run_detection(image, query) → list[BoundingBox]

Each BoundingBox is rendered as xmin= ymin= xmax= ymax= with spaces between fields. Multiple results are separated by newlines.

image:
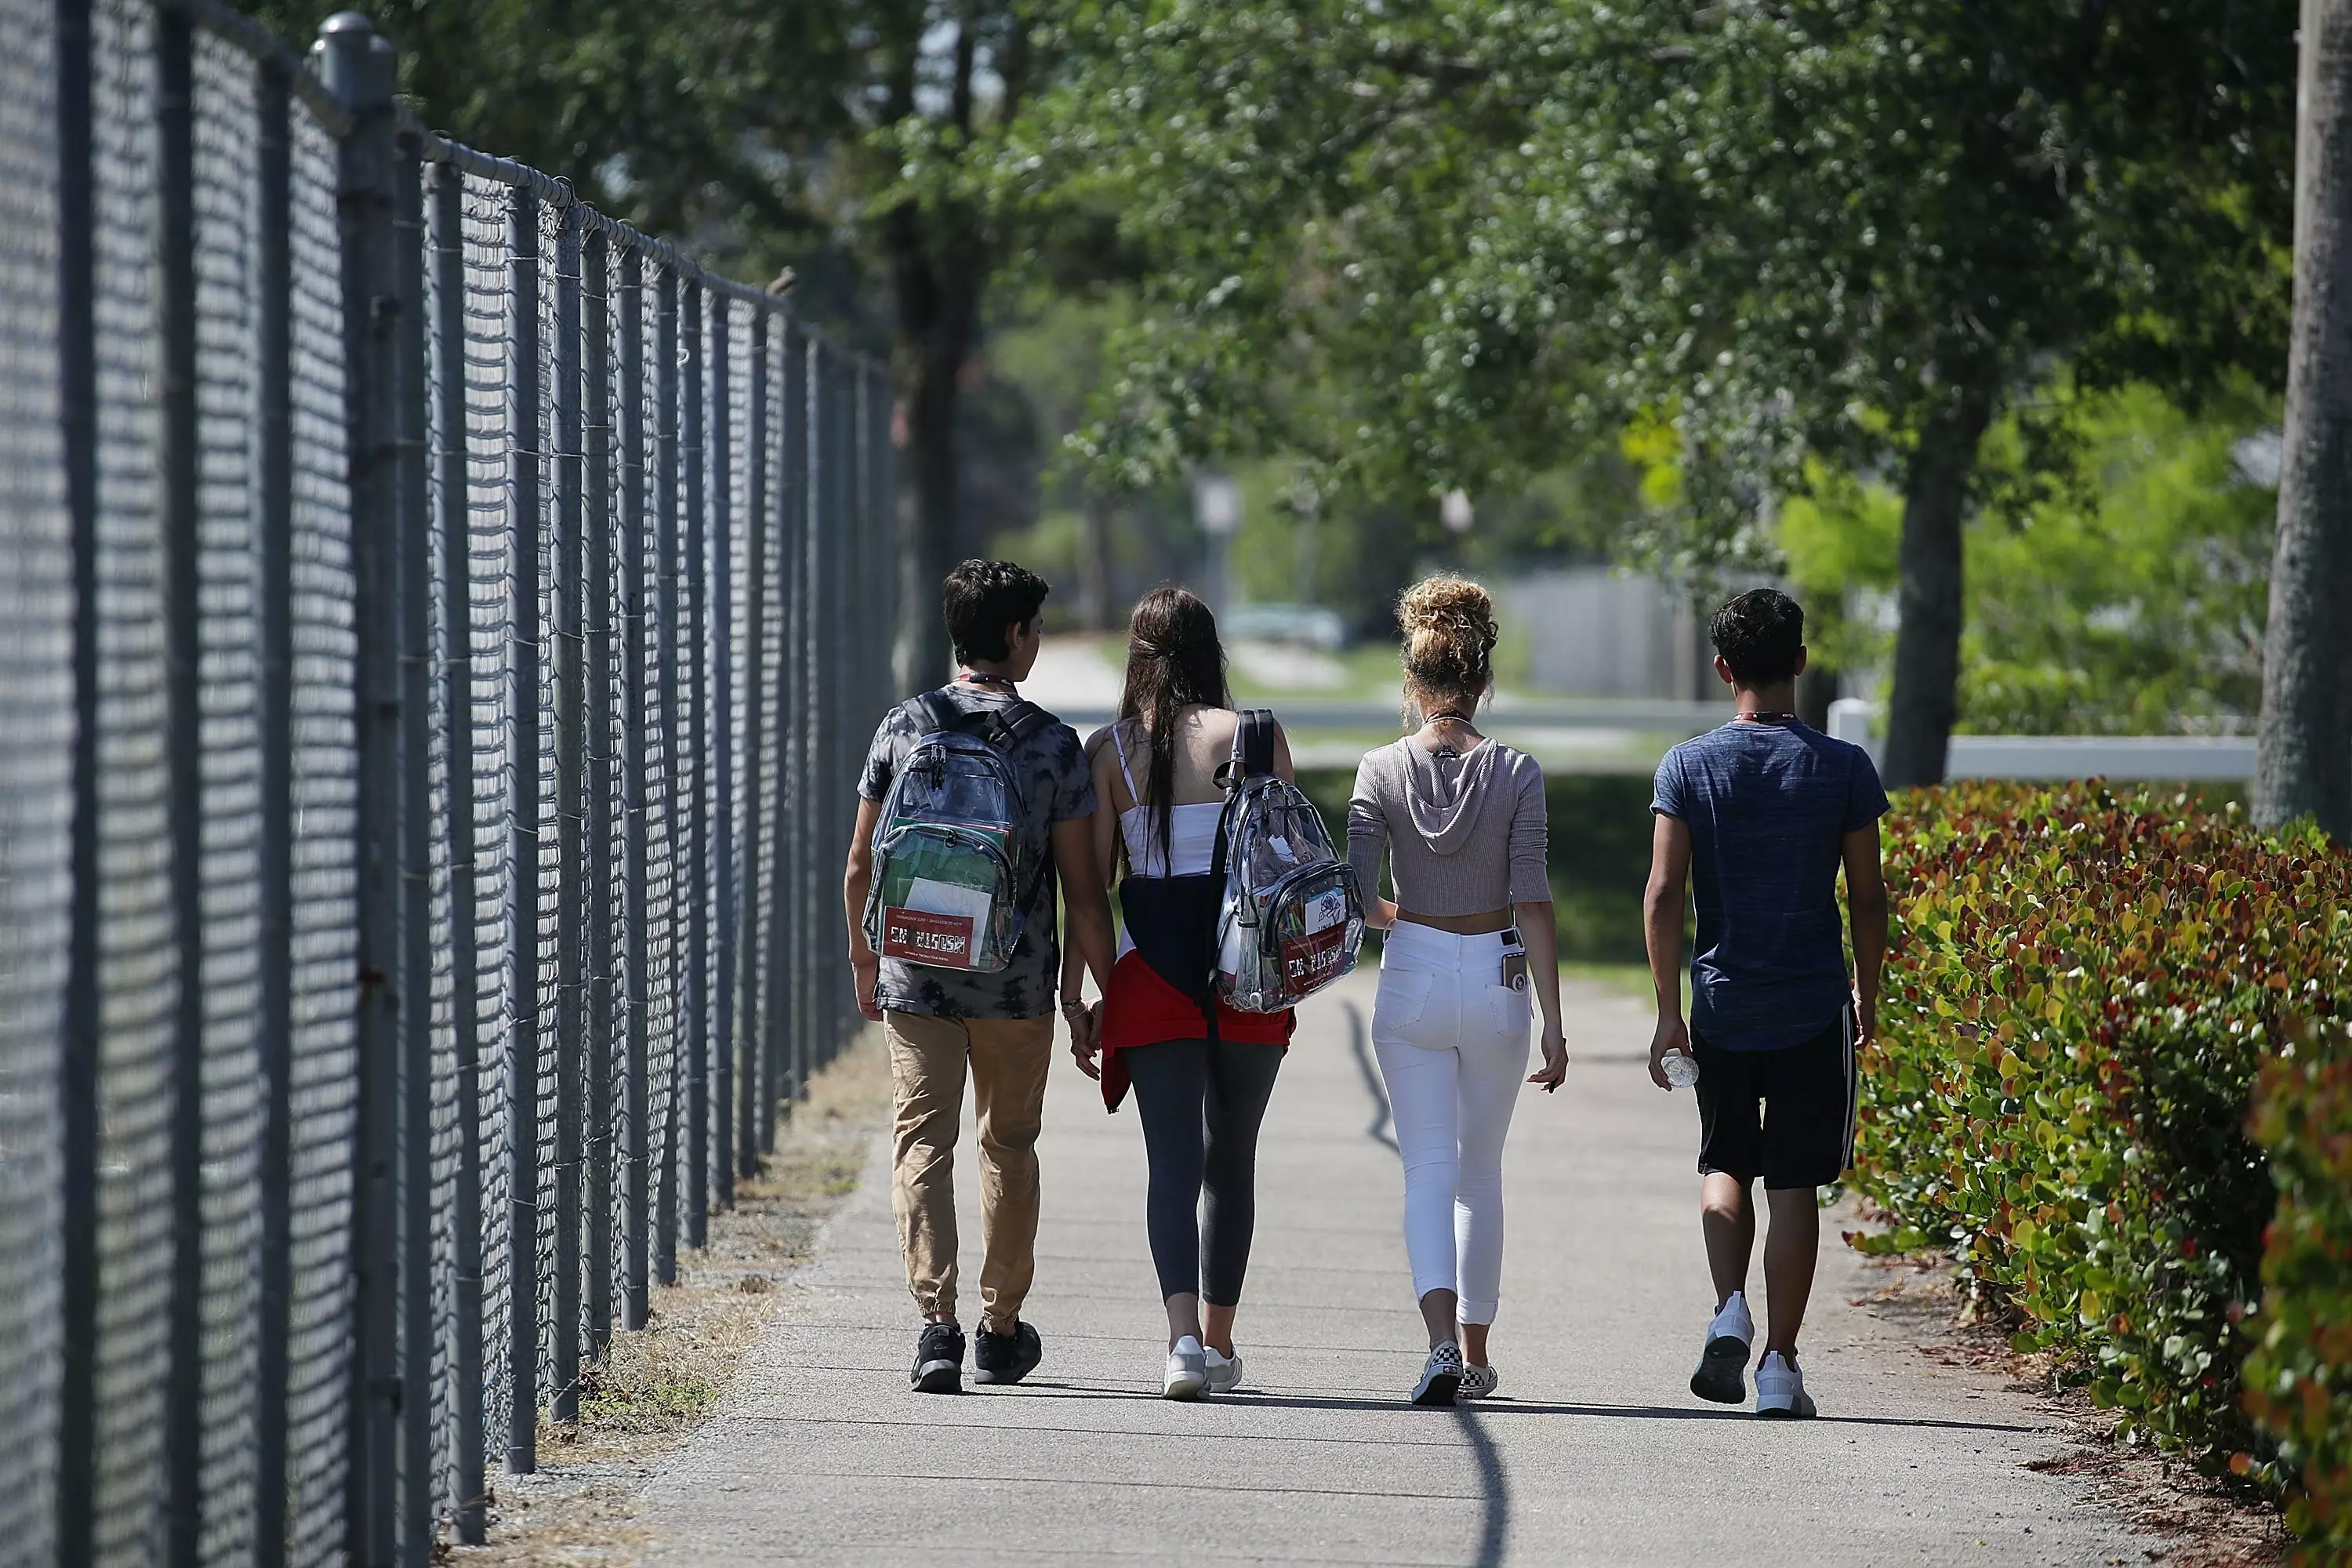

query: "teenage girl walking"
xmin=1350 ymin=577 xmax=1566 ymax=1405
xmin=1064 ymin=587 xmax=1298 ymax=1399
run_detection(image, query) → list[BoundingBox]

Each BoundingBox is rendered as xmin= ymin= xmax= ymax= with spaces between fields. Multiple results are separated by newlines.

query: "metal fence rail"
xmin=0 ymin=2 xmax=898 ymax=1562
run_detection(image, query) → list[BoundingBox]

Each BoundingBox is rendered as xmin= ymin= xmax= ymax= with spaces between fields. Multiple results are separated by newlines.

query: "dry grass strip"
xmin=445 ymin=1029 xmax=891 ymax=1565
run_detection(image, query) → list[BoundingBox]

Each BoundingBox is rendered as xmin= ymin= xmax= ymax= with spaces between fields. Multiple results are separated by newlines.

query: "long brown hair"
xmin=1116 ymin=587 xmax=1231 ymax=874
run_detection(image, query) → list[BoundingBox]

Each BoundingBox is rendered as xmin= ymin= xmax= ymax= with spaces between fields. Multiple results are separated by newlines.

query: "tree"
xmin=1781 ymin=381 xmax=2278 ymax=737
xmin=2256 ymin=0 xmax=2352 ymax=837
xmin=250 ymin=0 xmax=1122 ymax=692
xmin=1016 ymin=2 xmax=2294 ymax=781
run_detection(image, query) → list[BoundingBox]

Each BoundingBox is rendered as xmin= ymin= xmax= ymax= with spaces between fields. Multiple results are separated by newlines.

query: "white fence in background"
xmin=1826 ymin=700 xmax=2257 ymax=782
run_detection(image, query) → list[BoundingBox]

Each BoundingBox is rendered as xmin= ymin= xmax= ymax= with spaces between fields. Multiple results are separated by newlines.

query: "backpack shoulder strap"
xmin=902 ymin=689 xmax=964 ymax=737
xmin=1213 ymin=708 xmax=1279 ymax=790
xmin=1237 ymin=708 xmax=1277 ymax=778
xmin=902 ymin=691 xmax=1059 ymax=751
xmin=989 ymin=698 xmax=1059 ymax=751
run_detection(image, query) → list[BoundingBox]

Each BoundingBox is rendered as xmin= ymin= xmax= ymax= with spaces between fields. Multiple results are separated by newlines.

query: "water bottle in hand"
xmin=1661 ymin=1048 xmax=1700 ymax=1090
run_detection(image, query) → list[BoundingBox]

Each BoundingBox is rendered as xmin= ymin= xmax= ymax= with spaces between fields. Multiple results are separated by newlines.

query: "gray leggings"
xmin=1123 ymin=1038 xmax=1284 ymax=1306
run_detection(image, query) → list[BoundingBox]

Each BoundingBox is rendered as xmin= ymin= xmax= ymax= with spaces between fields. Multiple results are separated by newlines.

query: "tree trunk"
xmin=885 ymin=209 xmax=985 ymax=695
xmin=1077 ymin=491 xmax=1114 ymax=630
xmin=1882 ymin=391 xmax=1994 ymax=789
xmin=2256 ymin=0 xmax=2352 ymax=837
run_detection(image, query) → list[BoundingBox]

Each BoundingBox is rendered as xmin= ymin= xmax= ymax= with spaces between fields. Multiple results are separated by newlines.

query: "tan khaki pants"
xmin=884 ymin=1009 xmax=1055 ymax=1324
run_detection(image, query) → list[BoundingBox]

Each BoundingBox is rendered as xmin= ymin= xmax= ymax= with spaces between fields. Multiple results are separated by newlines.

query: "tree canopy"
xmin=1012 ymin=0 xmax=2295 ymax=777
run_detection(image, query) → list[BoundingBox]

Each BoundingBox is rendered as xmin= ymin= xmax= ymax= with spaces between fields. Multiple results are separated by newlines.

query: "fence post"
xmin=249 ymin=49 xmax=297 ymax=1568
xmin=550 ymin=194 xmax=585 ymax=1427
xmin=653 ymin=266 xmax=681 ymax=1287
xmin=784 ymin=330 xmax=809 ymax=1112
xmin=682 ymin=281 xmax=708 ymax=1249
xmin=801 ymin=336 xmax=824 ymax=1083
xmin=619 ymin=246 xmax=652 ymax=1330
xmin=426 ymin=158 xmax=488 ymax=1545
xmin=584 ymin=226 xmax=616 ymax=1363
xmin=392 ymin=118 xmax=434 ymax=1568
xmin=738 ymin=310 xmax=767 ymax=1178
xmin=53 ymin=0 xmax=100 ymax=1547
xmin=154 ymin=7 xmax=206 ymax=1561
xmin=318 ymin=11 xmax=405 ymax=1565
xmin=502 ymin=179 xmax=543 ymax=1478
xmin=711 ymin=301 xmax=734 ymax=1209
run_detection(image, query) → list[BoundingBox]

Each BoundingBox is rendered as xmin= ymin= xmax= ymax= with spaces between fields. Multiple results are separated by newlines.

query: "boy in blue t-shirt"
xmin=1645 ymin=589 xmax=1889 ymax=1420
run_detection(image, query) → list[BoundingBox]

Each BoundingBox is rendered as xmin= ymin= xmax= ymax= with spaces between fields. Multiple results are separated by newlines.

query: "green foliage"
xmin=1852 ymin=782 xmax=2351 ymax=1472
xmin=1779 ymin=382 xmax=2278 ymax=734
xmin=2244 ymin=1022 xmax=2352 ymax=1558
xmin=1296 ymin=770 xmax=1653 ymax=963
xmin=1016 ymin=0 xmax=2293 ymax=570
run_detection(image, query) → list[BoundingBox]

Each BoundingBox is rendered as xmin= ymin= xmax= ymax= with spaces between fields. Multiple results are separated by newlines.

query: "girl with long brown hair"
xmin=1062 ymin=586 xmax=1298 ymax=1399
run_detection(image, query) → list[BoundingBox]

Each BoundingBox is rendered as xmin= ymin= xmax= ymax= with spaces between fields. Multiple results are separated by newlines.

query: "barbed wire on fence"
xmin=0 ymin=1 xmax=898 ymax=1562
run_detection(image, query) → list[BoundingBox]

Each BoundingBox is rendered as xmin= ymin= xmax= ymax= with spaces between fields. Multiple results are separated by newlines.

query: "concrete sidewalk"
xmin=641 ymin=972 xmax=2144 ymax=1566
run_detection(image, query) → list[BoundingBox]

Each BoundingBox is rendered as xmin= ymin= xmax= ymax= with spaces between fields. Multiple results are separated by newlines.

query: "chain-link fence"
xmin=0 ymin=2 xmax=898 ymax=1562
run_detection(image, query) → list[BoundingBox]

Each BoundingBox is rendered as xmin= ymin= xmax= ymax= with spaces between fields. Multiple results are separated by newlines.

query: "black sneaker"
xmin=911 ymin=1322 xmax=964 ymax=1394
xmin=972 ymin=1320 xmax=1042 ymax=1386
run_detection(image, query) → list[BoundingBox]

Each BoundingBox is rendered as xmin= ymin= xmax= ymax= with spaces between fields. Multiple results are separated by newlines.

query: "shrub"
xmin=2244 ymin=1019 xmax=2352 ymax=1560
xmin=1850 ymin=782 xmax=2350 ymax=1474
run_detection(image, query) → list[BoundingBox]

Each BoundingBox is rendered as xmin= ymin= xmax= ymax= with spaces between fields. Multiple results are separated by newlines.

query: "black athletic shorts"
xmin=1691 ymin=1007 xmax=1857 ymax=1190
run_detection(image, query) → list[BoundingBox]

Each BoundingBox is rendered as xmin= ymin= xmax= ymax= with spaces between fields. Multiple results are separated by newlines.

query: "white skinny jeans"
xmin=1370 ymin=922 xmax=1532 ymax=1327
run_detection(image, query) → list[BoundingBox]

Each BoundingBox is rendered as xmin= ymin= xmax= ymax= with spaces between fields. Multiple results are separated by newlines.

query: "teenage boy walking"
xmin=844 ymin=559 xmax=1117 ymax=1394
xmin=1644 ymin=589 xmax=1889 ymax=1418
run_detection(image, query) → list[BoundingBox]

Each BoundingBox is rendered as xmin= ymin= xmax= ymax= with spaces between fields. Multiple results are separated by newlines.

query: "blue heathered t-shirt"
xmin=1651 ymin=720 xmax=1889 ymax=1052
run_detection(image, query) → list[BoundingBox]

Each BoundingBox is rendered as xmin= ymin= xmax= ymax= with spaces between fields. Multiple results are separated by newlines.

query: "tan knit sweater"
xmin=1347 ymin=736 xmax=1549 ymax=916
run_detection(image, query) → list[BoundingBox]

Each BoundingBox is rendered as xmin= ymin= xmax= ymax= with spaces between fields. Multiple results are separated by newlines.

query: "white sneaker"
xmin=1163 ymin=1335 xmax=1208 ymax=1401
xmin=1755 ymin=1349 xmax=1816 ymax=1418
xmin=1458 ymin=1362 xmax=1501 ymax=1400
xmin=1411 ymin=1341 xmax=1463 ymax=1406
xmin=1203 ymin=1345 xmax=1244 ymax=1395
xmin=1690 ymin=1290 xmax=1753 ymax=1405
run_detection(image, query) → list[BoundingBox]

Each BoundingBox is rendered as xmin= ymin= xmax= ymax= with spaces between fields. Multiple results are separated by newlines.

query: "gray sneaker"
xmin=1690 ymin=1291 xmax=1753 ymax=1405
xmin=1203 ymin=1345 xmax=1245 ymax=1395
xmin=1163 ymin=1335 xmax=1208 ymax=1401
xmin=1411 ymin=1341 xmax=1463 ymax=1406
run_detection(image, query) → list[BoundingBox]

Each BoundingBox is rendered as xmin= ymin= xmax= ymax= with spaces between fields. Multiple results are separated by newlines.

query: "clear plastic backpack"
xmin=1210 ymin=710 xmax=1366 ymax=1011
xmin=862 ymin=693 xmax=1055 ymax=971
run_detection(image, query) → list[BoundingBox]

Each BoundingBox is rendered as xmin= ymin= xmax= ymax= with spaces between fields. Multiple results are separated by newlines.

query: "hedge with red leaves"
xmin=1849 ymin=782 xmax=2349 ymax=1482
xmin=2244 ymin=1019 xmax=2352 ymax=1561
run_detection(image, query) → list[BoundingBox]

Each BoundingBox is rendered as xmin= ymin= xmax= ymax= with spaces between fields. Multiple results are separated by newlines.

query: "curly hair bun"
xmin=1398 ymin=575 xmax=1497 ymax=700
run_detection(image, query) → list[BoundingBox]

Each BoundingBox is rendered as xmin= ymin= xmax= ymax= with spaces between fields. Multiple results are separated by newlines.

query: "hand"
xmin=1526 ymin=1024 xmax=1568 ymax=1092
xmin=851 ymin=954 xmax=883 ymax=1023
xmin=1065 ymin=1000 xmax=1102 ymax=1080
xmin=1647 ymin=1014 xmax=1690 ymax=1091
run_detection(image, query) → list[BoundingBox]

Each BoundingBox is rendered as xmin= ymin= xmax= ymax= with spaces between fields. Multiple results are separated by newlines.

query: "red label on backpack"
xmin=882 ymin=907 xmax=976 ymax=967
xmin=1279 ymin=923 xmax=1348 ymax=988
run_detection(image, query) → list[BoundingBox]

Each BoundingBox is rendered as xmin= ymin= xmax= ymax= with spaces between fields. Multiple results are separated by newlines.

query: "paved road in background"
xmin=641 ymin=972 xmax=2144 ymax=1566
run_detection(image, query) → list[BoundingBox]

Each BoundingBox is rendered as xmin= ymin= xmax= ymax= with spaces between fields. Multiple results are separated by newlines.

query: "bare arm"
xmin=1842 ymin=822 xmax=1889 ymax=1044
xmin=1345 ymin=757 xmax=1396 ymax=931
xmin=1515 ymin=899 xmax=1568 ymax=1091
xmin=1273 ymin=721 xmax=1298 ymax=783
xmin=843 ymin=797 xmax=887 ymax=1022
xmin=1054 ymin=815 xmax=1117 ymax=1078
xmin=1060 ymin=734 xmax=1121 ymax=1010
xmin=1642 ymin=812 xmax=1693 ymax=1089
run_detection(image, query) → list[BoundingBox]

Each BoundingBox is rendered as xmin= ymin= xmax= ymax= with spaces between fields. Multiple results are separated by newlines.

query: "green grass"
xmin=1559 ymin=961 xmax=1690 ymax=1011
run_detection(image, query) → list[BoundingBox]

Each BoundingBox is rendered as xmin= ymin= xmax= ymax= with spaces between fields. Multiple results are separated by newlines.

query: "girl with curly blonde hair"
xmin=1348 ymin=575 xmax=1566 ymax=1405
